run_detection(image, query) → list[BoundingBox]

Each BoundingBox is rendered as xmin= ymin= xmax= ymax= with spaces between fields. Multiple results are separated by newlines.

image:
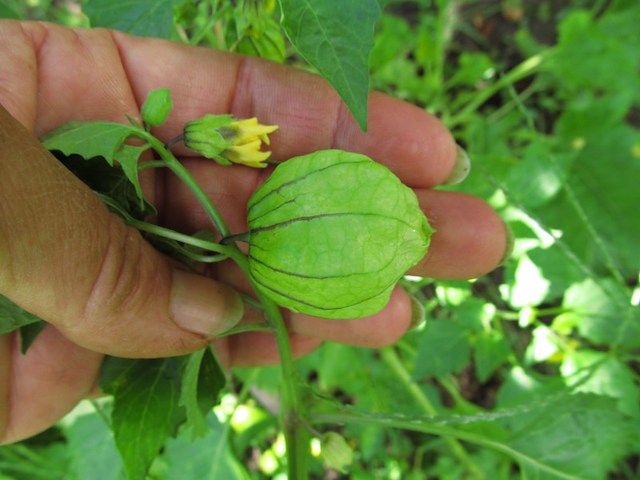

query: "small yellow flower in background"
xmin=183 ymin=114 xmax=278 ymax=168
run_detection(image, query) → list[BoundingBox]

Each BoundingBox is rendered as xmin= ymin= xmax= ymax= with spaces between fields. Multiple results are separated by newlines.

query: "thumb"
xmin=0 ymin=104 xmax=243 ymax=358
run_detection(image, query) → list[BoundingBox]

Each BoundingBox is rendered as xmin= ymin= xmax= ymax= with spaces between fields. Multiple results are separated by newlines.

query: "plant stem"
xmin=143 ymin=136 xmax=308 ymax=479
xmin=381 ymin=347 xmax=486 ymax=480
xmin=232 ymin=253 xmax=309 ymax=480
xmin=140 ymin=132 xmax=230 ymax=237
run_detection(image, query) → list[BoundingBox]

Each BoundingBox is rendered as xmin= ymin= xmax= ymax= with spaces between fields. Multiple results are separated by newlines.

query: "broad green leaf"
xmin=41 ymin=121 xmax=136 ymax=167
xmin=113 ymin=144 xmax=148 ymax=209
xmin=159 ymin=414 xmax=249 ymax=480
xmin=60 ymin=401 xmax=125 ymax=480
xmin=563 ymin=278 xmax=640 ymax=347
xmin=413 ymin=319 xmax=471 ymax=379
xmin=561 ymin=350 xmax=639 ymax=417
xmin=100 ymin=357 xmax=188 ymax=480
xmin=246 ymin=150 xmax=432 ymax=319
xmin=0 ymin=1 xmax=20 ymax=19
xmin=474 ymin=329 xmax=511 ymax=383
xmin=504 ymin=138 xmax=574 ymax=209
xmin=180 ymin=348 xmax=226 ymax=439
xmin=551 ymin=10 xmax=640 ymax=98
xmin=505 ymin=394 xmax=639 ymax=479
xmin=278 ymin=0 xmax=380 ymax=130
xmin=84 ymin=0 xmax=182 ymax=38
xmin=141 ymin=88 xmax=173 ymax=127
xmin=505 ymin=246 xmax=584 ymax=308
xmin=0 ymin=294 xmax=42 ymax=335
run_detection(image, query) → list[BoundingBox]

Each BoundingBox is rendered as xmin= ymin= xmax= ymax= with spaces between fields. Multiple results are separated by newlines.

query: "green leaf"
xmin=0 ymin=1 xmax=21 ymax=19
xmin=561 ymin=350 xmax=640 ymax=417
xmin=180 ymin=348 xmax=226 ymax=439
xmin=563 ymin=278 xmax=640 ymax=347
xmin=58 ymin=154 xmax=155 ymax=220
xmin=413 ymin=319 xmax=471 ymax=379
xmin=141 ymin=88 xmax=173 ymax=127
xmin=540 ymin=103 xmax=640 ymax=278
xmin=19 ymin=321 xmax=46 ymax=354
xmin=246 ymin=150 xmax=432 ymax=319
xmin=60 ymin=401 xmax=125 ymax=480
xmin=159 ymin=414 xmax=249 ymax=480
xmin=41 ymin=121 xmax=138 ymax=167
xmin=113 ymin=144 xmax=148 ymax=209
xmin=278 ymin=0 xmax=380 ymax=130
xmin=474 ymin=329 xmax=511 ymax=383
xmin=0 ymin=294 xmax=42 ymax=335
xmin=84 ymin=0 xmax=182 ymax=38
xmin=505 ymin=246 xmax=584 ymax=308
xmin=100 ymin=356 xmax=188 ymax=480
xmin=504 ymin=394 xmax=639 ymax=479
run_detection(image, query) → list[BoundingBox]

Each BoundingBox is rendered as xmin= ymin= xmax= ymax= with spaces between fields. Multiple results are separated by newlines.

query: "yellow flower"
xmin=220 ymin=118 xmax=279 ymax=168
xmin=183 ymin=114 xmax=278 ymax=168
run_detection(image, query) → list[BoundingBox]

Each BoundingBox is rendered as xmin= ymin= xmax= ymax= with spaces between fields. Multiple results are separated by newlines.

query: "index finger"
xmin=110 ymin=31 xmax=457 ymax=188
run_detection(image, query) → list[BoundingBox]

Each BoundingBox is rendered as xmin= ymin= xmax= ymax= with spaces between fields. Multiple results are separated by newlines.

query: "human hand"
xmin=0 ymin=21 xmax=509 ymax=443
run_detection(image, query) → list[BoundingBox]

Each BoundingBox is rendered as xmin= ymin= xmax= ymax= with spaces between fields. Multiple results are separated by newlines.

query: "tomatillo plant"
xmin=39 ymin=89 xmax=432 ymax=479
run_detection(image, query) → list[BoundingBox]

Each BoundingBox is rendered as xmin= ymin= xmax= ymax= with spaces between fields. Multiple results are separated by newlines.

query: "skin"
xmin=0 ymin=21 xmax=508 ymax=444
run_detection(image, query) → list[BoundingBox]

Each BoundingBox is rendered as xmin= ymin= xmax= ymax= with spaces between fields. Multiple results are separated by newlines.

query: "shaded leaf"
xmin=58 ymin=154 xmax=155 ymax=220
xmin=413 ymin=320 xmax=471 ymax=379
xmin=0 ymin=294 xmax=42 ymax=335
xmin=114 ymin=144 xmax=148 ymax=210
xmin=279 ymin=0 xmax=380 ymax=130
xmin=19 ymin=321 xmax=46 ymax=354
xmin=180 ymin=347 xmax=226 ymax=439
xmin=474 ymin=329 xmax=511 ymax=382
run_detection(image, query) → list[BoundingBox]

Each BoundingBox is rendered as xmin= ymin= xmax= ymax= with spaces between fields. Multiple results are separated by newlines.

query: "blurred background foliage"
xmin=1 ymin=0 xmax=639 ymax=478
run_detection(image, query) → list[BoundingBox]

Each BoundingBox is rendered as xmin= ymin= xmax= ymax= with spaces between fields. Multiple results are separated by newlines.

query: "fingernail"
xmin=408 ymin=294 xmax=426 ymax=331
xmin=443 ymin=145 xmax=471 ymax=185
xmin=499 ymin=222 xmax=515 ymax=266
xmin=170 ymin=269 xmax=243 ymax=336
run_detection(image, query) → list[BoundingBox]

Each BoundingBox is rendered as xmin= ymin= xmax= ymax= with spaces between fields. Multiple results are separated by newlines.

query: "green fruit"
xmin=246 ymin=150 xmax=433 ymax=319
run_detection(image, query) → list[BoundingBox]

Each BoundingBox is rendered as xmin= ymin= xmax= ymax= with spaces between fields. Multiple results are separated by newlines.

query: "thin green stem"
xmin=217 ymin=321 xmax=271 ymax=337
xmin=97 ymin=193 xmax=231 ymax=257
xmin=381 ymin=347 xmax=486 ymax=479
xmin=139 ymin=132 xmax=230 ymax=237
